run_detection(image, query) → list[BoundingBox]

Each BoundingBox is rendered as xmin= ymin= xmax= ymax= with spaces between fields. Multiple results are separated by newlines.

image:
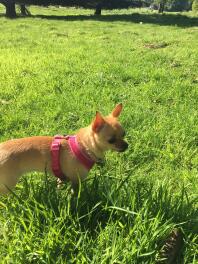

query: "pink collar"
xmin=51 ymin=135 xmax=95 ymax=180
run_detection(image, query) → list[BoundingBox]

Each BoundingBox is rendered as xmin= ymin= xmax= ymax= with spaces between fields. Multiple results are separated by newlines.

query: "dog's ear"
xmin=111 ymin=103 xmax=123 ymax=118
xmin=92 ymin=111 xmax=105 ymax=133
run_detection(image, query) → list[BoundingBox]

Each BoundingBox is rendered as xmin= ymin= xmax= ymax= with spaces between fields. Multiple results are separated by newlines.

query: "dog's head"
xmin=92 ymin=103 xmax=128 ymax=153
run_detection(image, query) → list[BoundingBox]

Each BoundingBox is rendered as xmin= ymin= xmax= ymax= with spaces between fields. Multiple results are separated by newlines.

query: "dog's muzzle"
xmin=117 ymin=141 xmax=128 ymax=152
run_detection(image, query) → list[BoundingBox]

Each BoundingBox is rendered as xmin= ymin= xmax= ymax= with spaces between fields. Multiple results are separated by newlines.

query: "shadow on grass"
xmin=29 ymin=13 xmax=198 ymax=28
xmin=10 ymin=174 xmax=197 ymax=233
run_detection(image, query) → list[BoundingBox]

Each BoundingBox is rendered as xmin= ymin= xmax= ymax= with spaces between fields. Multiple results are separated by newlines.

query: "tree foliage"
xmin=13 ymin=0 xmax=143 ymax=9
xmin=192 ymin=0 xmax=198 ymax=11
xmin=151 ymin=0 xmax=193 ymax=11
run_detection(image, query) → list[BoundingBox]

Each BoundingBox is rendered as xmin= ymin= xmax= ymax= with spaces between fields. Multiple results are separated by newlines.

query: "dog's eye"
xmin=108 ymin=136 xmax=116 ymax=144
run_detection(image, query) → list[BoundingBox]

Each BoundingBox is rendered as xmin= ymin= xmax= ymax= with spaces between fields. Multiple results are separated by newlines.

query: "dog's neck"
xmin=76 ymin=127 xmax=105 ymax=162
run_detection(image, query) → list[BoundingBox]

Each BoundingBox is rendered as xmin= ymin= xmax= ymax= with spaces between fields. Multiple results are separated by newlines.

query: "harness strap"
xmin=51 ymin=135 xmax=68 ymax=181
xmin=68 ymin=136 xmax=95 ymax=171
xmin=51 ymin=135 xmax=95 ymax=180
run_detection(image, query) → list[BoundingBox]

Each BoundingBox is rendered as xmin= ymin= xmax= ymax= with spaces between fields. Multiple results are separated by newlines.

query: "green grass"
xmin=0 ymin=6 xmax=198 ymax=263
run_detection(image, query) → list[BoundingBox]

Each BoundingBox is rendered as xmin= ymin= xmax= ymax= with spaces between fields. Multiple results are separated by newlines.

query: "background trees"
xmin=149 ymin=0 xmax=193 ymax=12
xmin=165 ymin=0 xmax=193 ymax=11
xmin=0 ymin=0 xmax=196 ymax=18
xmin=1 ymin=0 xmax=144 ymax=18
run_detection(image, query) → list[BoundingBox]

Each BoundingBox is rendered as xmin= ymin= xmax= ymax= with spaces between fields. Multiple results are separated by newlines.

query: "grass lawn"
xmin=0 ymin=6 xmax=198 ymax=263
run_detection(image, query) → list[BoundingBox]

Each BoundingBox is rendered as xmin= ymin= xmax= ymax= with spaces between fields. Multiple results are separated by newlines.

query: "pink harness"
xmin=51 ymin=135 xmax=95 ymax=180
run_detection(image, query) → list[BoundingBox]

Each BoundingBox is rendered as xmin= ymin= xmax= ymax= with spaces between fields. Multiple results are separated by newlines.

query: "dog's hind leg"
xmin=0 ymin=164 xmax=20 ymax=195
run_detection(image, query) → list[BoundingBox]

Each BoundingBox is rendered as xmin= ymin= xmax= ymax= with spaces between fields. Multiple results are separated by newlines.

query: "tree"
xmin=19 ymin=4 xmax=31 ymax=16
xmin=0 ymin=0 xmax=17 ymax=18
xmin=19 ymin=0 xmax=143 ymax=10
xmin=1 ymin=0 xmax=144 ymax=18
xmin=149 ymin=0 xmax=193 ymax=11
xmin=151 ymin=0 xmax=167 ymax=13
xmin=158 ymin=1 xmax=165 ymax=13
xmin=166 ymin=0 xmax=192 ymax=11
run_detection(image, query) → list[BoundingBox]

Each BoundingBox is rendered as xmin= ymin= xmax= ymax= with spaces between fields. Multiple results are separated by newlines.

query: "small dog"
xmin=0 ymin=104 xmax=128 ymax=195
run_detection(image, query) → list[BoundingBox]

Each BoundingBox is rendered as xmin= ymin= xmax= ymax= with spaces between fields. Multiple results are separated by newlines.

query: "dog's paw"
xmin=57 ymin=178 xmax=65 ymax=189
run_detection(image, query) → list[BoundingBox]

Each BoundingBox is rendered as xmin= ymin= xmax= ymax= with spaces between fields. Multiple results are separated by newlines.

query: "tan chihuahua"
xmin=0 ymin=104 xmax=128 ymax=195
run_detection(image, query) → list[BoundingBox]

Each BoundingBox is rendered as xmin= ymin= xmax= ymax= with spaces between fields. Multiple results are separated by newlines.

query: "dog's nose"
xmin=119 ymin=142 xmax=128 ymax=152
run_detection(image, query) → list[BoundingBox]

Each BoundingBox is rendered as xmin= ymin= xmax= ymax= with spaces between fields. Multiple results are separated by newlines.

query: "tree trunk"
xmin=5 ymin=0 xmax=17 ymax=18
xmin=20 ymin=4 xmax=30 ymax=16
xmin=94 ymin=3 xmax=102 ymax=15
xmin=158 ymin=2 xmax=165 ymax=13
